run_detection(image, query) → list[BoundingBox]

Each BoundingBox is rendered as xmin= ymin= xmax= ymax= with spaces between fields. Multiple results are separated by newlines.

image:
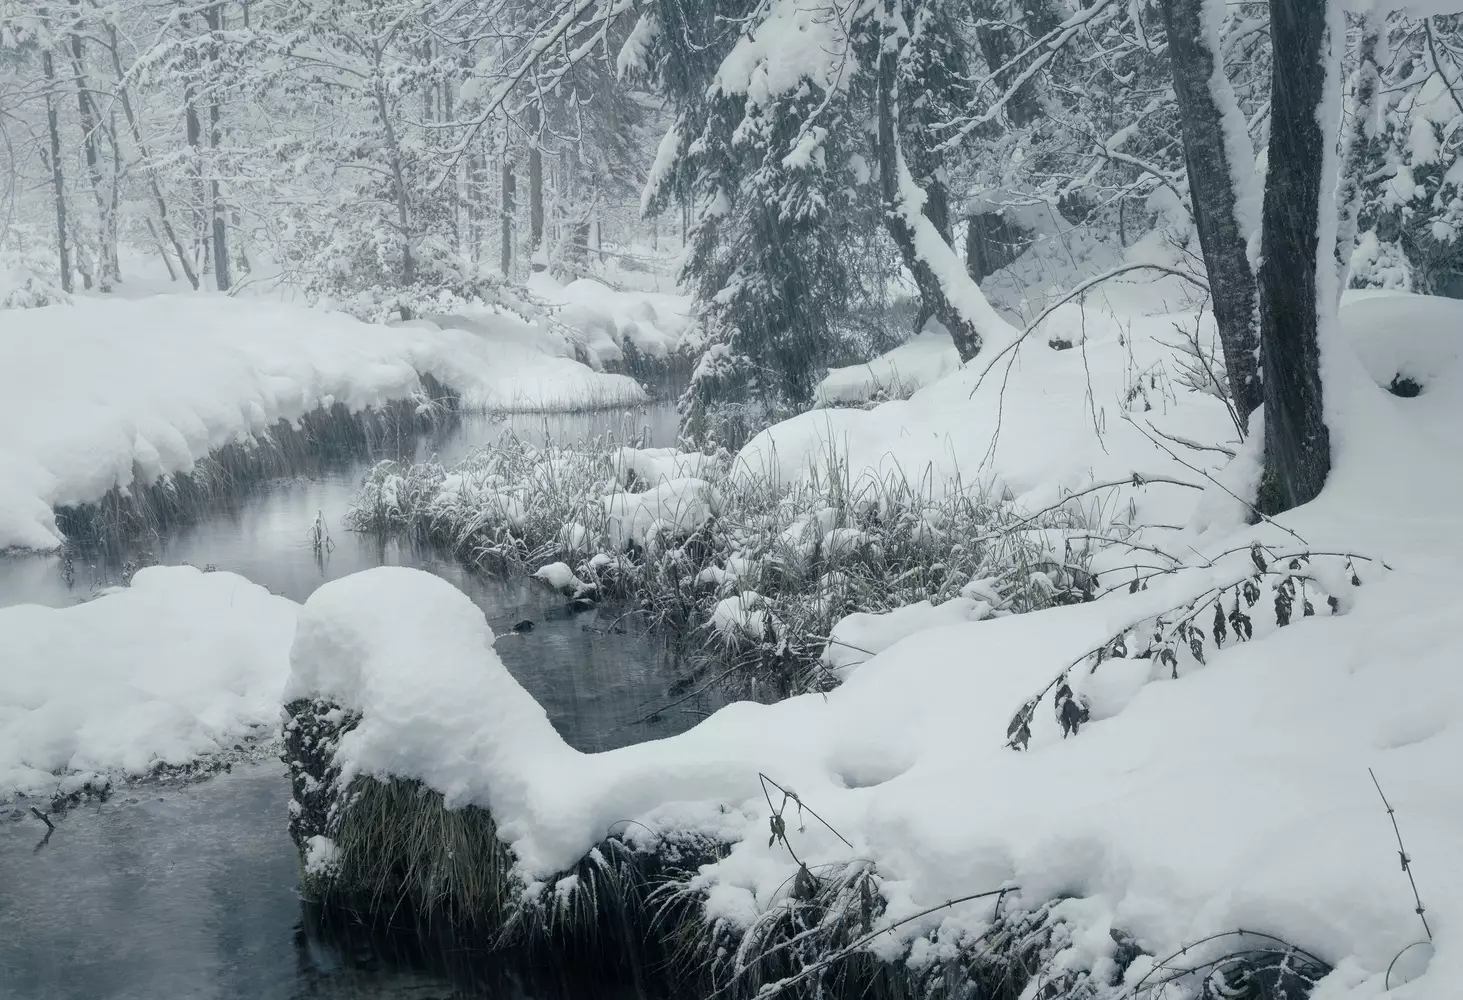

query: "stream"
xmin=0 ymin=403 xmax=694 ymax=999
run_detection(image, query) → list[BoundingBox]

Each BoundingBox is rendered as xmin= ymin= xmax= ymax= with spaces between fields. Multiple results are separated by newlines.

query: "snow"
xmin=613 ymin=446 xmax=721 ymax=487
xmin=601 ymin=477 xmax=720 ymax=549
xmin=532 ymin=561 xmax=588 ymax=594
xmin=526 ymin=272 xmax=692 ymax=367
xmin=281 ymin=289 xmax=1463 ymax=999
xmin=821 ymin=597 xmax=993 ymax=675
xmin=0 ymin=566 xmax=296 ymax=801
xmin=735 ymin=289 xmax=1227 ymax=532
xmin=815 ymin=326 xmax=963 ymax=407
xmin=303 ymin=834 xmax=342 ymax=877
xmin=0 ymin=295 xmax=644 ymax=550
xmin=710 ymin=591 xmax=772 ymax=638
xmin=711 ymin=0 xmax=854 ymax=109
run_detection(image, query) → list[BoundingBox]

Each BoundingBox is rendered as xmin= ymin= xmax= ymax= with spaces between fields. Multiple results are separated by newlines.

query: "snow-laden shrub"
xmin=0 ymin=225 xmax=70 ymax=309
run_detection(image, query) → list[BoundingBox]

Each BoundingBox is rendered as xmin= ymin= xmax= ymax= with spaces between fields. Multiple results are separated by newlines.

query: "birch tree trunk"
xmin=1158 ymin=0 xmax=1263 ymax=424
xmin=1257 ymin=0 xmax=1336 ymax=511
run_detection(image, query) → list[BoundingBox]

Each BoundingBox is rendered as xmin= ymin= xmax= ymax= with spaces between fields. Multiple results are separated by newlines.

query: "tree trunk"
xmin=41 ymin=46 xmax=73 ymax=294
xmin=500 ymin=157 xmax=516 ymax=276
xmin=204 ymin=2 xmax=230 ymax=291
xmin=68 ymin=5 xmax=117 ymax=290
xmin=1334 ymin=16 xmax=1380 ymax=291
xmin=146 ymin=218 xmax=179 ymax=281
xmin=876 ymin=11 xmax=1010 ymax=362
xmin=1257 ymin=0 xmax=1335 ymax=512
xmin=528 ymin=105 xmax=545 ymax=270
xmin=373 ymin=75 xmax=415 ymax=306
xmin=108 ymin=25 xmax=198 ymax=288
xmin=1158 ymin=0 xmax=1263 ymax=424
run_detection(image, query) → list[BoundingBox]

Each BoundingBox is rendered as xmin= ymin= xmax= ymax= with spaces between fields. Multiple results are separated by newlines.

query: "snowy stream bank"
xmin=0 ymin=295 xmax=650 ymax=551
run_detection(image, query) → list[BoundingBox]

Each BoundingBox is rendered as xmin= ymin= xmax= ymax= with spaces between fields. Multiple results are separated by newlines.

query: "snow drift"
xmin=0 ymin=295 xmax=645 ymax=550
xmin=0 ymin=566 xmax=295 ymax=801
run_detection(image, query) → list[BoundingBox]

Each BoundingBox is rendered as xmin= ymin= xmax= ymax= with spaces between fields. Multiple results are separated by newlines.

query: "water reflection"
xmin=0 ymin=405 xmax=701 ymax=753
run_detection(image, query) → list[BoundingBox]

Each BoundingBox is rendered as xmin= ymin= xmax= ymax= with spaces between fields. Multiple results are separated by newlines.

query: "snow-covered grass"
xmin=285 ymin=289 xmax=1462 ymax=1000
xmin=347 ymin=428 xmax=1108 ymax=699
xmin=0 ymin=294 xmax=647 ymax=551
xmin=0 ymin=565 xmax=295 ymax=803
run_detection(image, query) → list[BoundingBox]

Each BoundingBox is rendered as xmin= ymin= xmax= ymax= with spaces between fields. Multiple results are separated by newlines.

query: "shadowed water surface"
xmin=0 ymin=764 xmax=645 ymax=999
xmin=0 ymin=403 xmax=698 ymax=999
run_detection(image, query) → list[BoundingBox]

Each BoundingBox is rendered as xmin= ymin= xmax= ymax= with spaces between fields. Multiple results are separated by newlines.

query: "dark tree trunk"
xmin=964 ymin=213 xmax=1027 ymax=283
xmin=1158 ymin=0 xmax=1263 ymax=424
xmin=500 ymin=157 xmax=516 ymax=276
xmin=204 ymin=2 xmax=230 ymax=291
xmin=1258 ymin=0 xmax=1333 ymax=512
xmin=528 ymin=105 xmax=545 ymax=270
xmin=877 ymin=16 xmax=982 ymax=361
xmin=41 ymin=47 xmax=73 ymax=293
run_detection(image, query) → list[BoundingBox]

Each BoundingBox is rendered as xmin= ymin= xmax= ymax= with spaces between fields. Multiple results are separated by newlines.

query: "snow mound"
xmin=821 ymin=596 xmax=993 ymax=675
xmin=601 ymin=477 xmax=719 ymax=548
xmin=0 ymin=566 xmax=297 ymax=801
xmin=613 ymin=446 xmax=721 ymax=488
xmin=527 ymin=273 xmax=692 ymax=366
xmin=419 ymin=309 xmax=648 ymax=410
xmin=0 ymin=295 xmax=644 ymax=550
xmin=815 ymin=327 xmax=963 ymax=408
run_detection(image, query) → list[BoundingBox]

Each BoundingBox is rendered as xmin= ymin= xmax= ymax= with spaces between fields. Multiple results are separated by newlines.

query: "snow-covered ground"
xmin=0 ymin=294 xmax=647 ymax=550
xmin=280 ymin=289 xmax=1462 ymax=999
xmin=0 ymin=566 xmax=295 ymax=801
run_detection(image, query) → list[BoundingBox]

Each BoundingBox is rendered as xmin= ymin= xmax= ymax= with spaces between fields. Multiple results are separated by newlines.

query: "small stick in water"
xmin=29 ymin=807 xmax=55 ymax=832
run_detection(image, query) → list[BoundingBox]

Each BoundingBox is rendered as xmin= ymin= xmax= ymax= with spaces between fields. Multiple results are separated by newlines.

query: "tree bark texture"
xmin=204 ymin=2 xmax=230 ymax=291
xmin=68 ymin=6 xmax=118 ymax=289
xmin=528 ymin=105 xmax=545 ymax=269
xmin=1158 ymin=0 xmax=1262 ymax=424
xmin=1258 ymin=0 xmax=1333 ymax=511
xmin=501 ymin=158 xmax=516 ymax=276
xmin=1334 ymin=17 xmax=1379 ymax=290
xmin=877 ymin=16 xmax=982 ymax=361
xmin=41 ymin=46 xmax=73 ymax=293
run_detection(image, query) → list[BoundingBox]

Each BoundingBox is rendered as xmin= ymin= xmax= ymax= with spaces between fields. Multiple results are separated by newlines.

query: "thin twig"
xmin=1368 ymin=767 xmax=1432 ymax=942
xmin=29 ymin=806 xmax=55 ymax=832
xmin=1124 ymin=417 xmax=1308 ymax=545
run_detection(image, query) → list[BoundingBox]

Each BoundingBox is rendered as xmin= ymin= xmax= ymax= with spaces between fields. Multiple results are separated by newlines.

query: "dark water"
xmin=0 ymin=404 xmax=694 ymax=1000
xmin=0 ymin=406 xmax=694 ymax=752
xmin=0 ymin=764 xmax=643 ymax=1000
